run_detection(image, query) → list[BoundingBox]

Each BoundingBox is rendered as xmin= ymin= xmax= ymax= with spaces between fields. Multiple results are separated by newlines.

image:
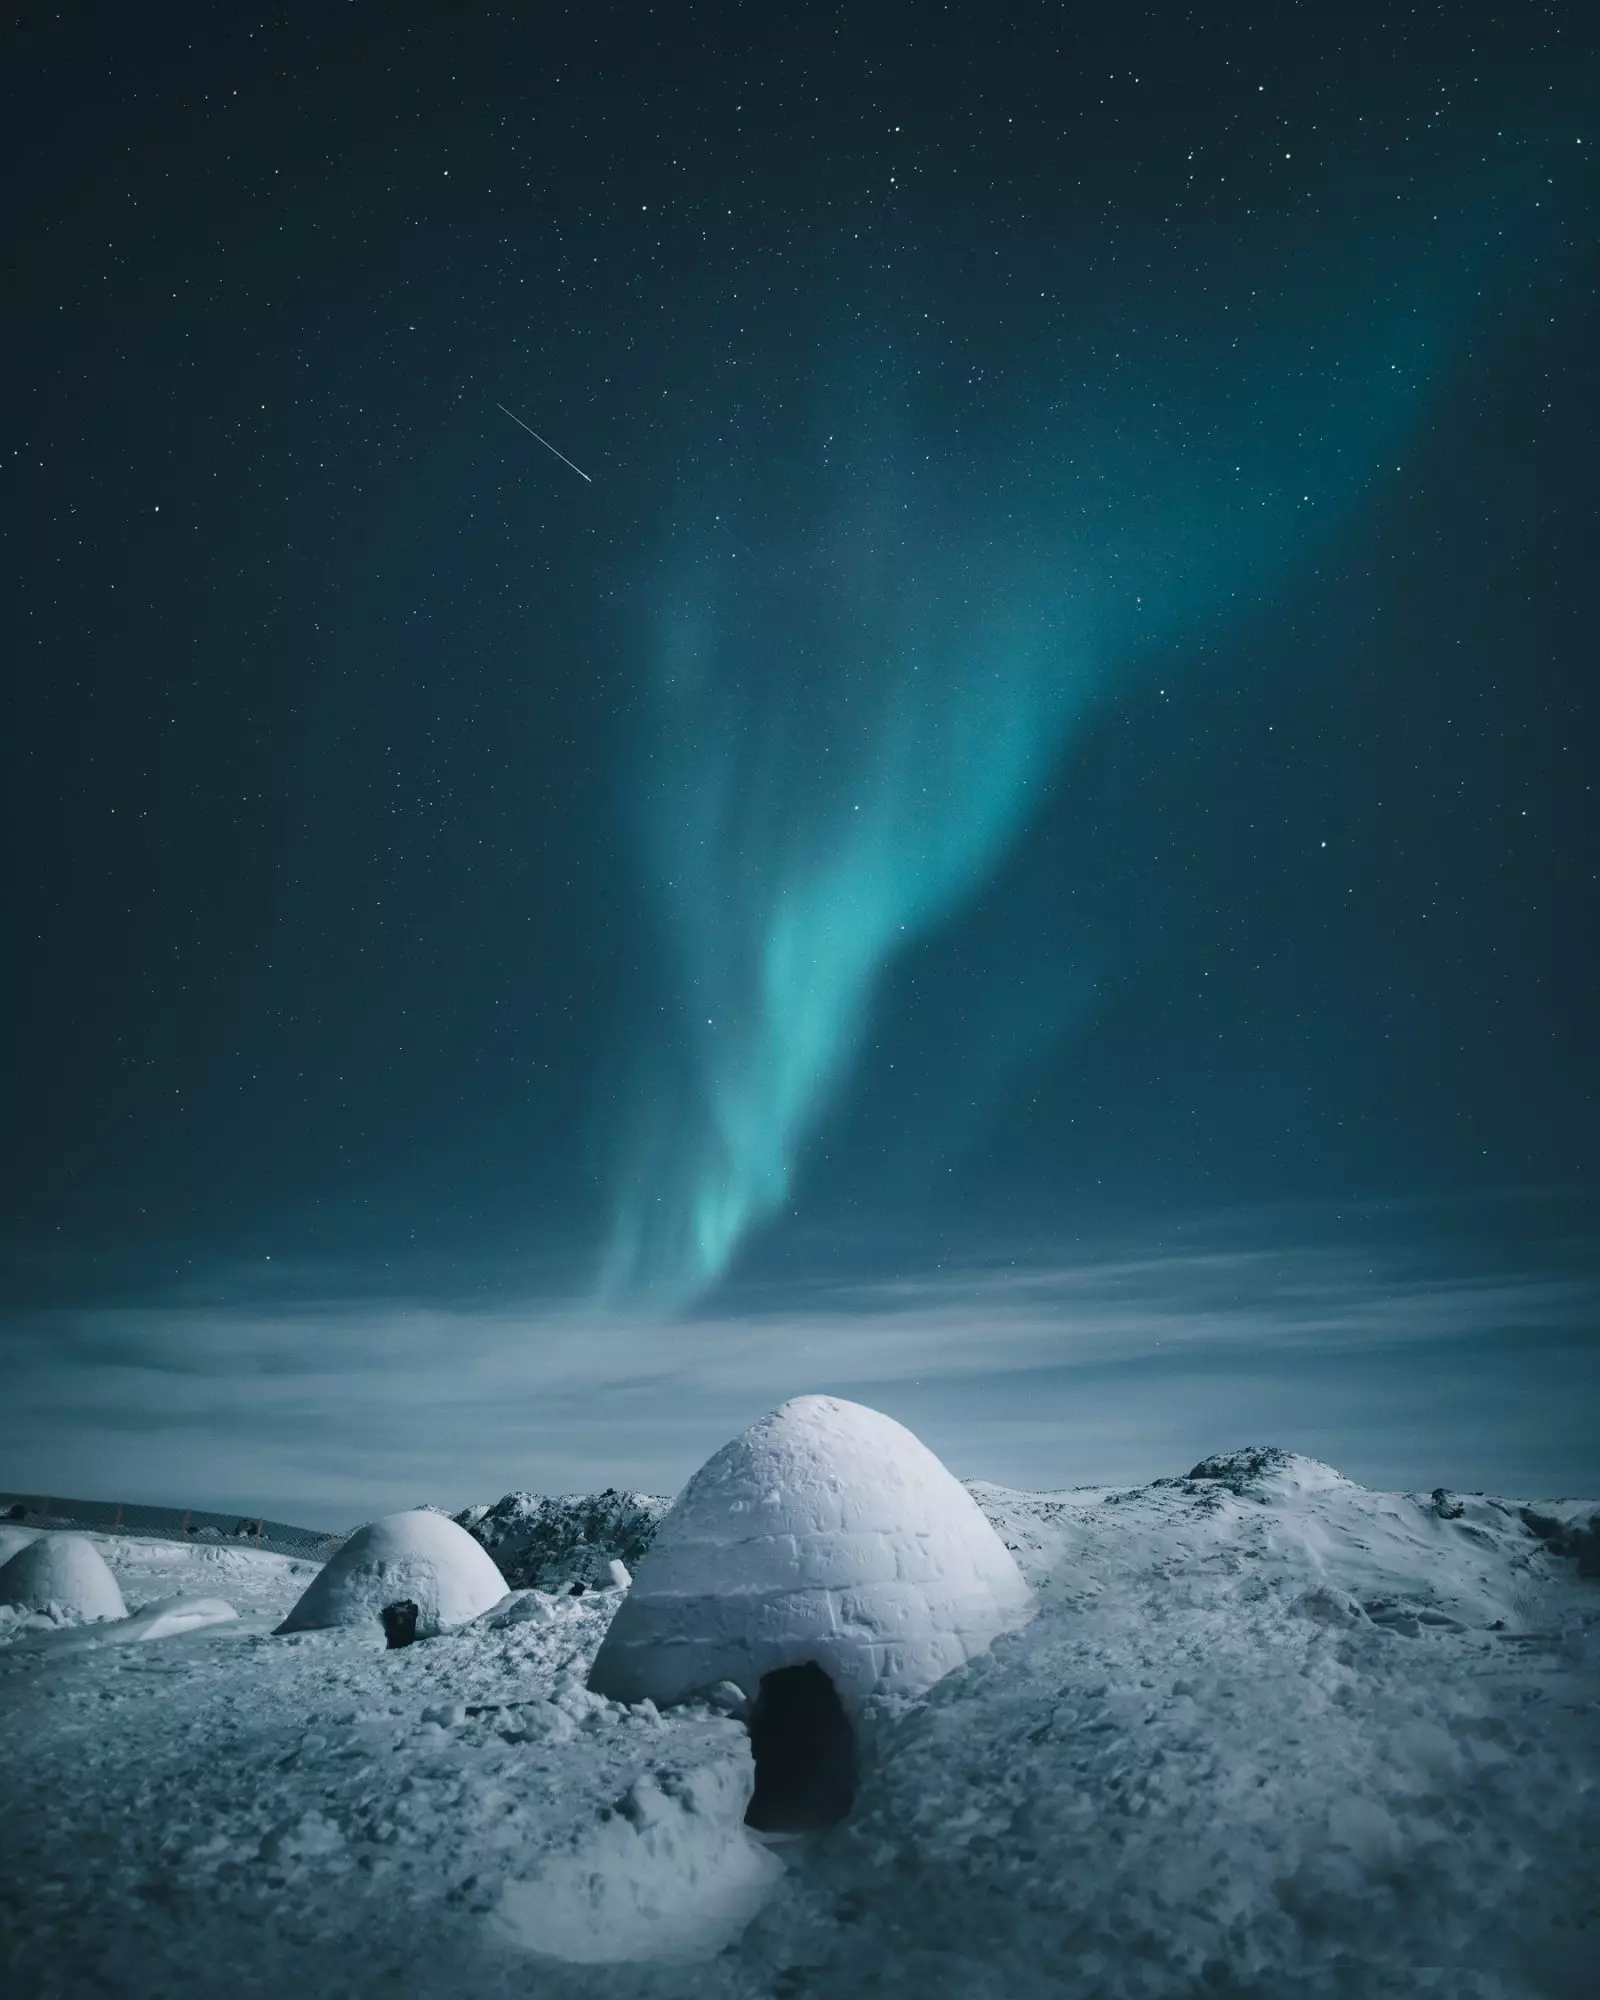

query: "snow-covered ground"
xmin=2 ymin=1452 xmax=1596 ymax=1997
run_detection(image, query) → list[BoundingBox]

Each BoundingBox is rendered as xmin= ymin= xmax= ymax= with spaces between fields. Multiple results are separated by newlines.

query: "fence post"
xmin=255 ymin=1518 xmax=263 ymax=1541
xmin=39 ymin=1497 xmax=50 ymax=1525
xmin=181 ymin=1509 xmax=190 ymax=1536
xmin=113 ymin=1501 xmax=123 ymax=1534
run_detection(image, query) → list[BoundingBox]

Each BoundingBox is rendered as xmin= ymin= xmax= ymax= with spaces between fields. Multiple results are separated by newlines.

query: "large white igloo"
xmin=277 ymin=1509 xmax=507 ymax=1639
xmin=0 ymin=1532 xmax=127 ymax=1622
xmin=588 ymin=1395 xmax=1032 ymax=1720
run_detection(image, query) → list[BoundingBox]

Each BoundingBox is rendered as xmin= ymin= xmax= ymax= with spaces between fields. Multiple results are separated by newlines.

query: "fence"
xmin=0 ymin=1491 xmax=346 ymax=1564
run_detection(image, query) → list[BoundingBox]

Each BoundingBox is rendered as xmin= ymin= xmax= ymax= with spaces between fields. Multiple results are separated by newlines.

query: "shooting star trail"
xmin=496 ymin=402 xmax=593 ymax=483
xmin=715 ymin=516 xmax=756 ymax=559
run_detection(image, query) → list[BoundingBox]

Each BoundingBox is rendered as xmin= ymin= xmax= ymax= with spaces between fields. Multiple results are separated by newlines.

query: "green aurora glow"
xmin=600 ymin=172 xmax=1555 ymax=1308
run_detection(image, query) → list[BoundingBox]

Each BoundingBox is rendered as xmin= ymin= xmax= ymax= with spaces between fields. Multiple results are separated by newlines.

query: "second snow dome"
xmin=0 ymin=1532 xmax=127 ymax=1623
xmin=277 ymin=1510 xmax=507 ymax=1639
xmin=588 ymin=1395 xmax=1031 ymax=1716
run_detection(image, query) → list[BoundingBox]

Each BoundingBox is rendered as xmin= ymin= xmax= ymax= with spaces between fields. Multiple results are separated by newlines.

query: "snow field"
xmin=0 ymin=1543 xmax=781 ymax=1992
xmin=0 ymin=1455 xmax=1595 ymax=1998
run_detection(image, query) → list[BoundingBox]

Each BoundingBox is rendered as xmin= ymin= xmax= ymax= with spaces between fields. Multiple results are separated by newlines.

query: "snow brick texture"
xmin=589 ymin=1394 xmax=1033 ymax=1716
xmin=277 ymin=1509 xmax=507 ymax=1638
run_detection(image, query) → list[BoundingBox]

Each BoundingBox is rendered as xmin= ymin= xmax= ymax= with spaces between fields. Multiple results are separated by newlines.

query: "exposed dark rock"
xmin=453 ymin=1488 xmax=669 ymax=1592
xmin=1520 ymin=1506 xmax=1600 ymax=1579
xmin=1185 ymin=1447 xmax=1299 ymax=1492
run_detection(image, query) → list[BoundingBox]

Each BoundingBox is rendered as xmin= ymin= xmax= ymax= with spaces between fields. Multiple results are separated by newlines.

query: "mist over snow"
xmin=4 ymin=1214 xmax=1597 ymax=1524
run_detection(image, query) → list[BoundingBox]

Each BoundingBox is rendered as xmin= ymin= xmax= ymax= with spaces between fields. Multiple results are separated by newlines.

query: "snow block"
xmin=588 ymin=1395 xmax=1032 ymax=1717
xmin=0 ymin=1532 xmax=127 ymax=1622
xmin=276 ymin=1510 xmax=507 ymax=1638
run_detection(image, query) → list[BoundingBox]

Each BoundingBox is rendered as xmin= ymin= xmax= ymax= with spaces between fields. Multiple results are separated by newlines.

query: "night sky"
xmin=5 ymin=4 xmax=1597 ymax=1522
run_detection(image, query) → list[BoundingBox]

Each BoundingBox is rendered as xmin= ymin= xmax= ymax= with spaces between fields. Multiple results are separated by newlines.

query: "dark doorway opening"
xmin=744 ymin=1662 xmax=857 ymax=1832
xmin=380 ymin=1599 xmax=420 ymax=1649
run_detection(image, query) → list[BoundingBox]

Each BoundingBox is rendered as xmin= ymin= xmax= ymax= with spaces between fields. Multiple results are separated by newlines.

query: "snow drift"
xmin=0 ymin=1531 xmax=127 ymax=1622
xmin=588 ymin=1394 xmax=1033 ymax=1717
xmin=276 ymin=1509 xmax=507 ymax=1638
xmin=120 ymin=1594 xmax=240 ymax=1642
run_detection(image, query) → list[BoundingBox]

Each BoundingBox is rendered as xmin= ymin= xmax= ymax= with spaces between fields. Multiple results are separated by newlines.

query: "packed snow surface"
xmin=589 ymin=1395 xmax=1033 ymax=1716
xmin=277 ymin=1508 xmax=509 ymax=1637
xmin=0 ymin=1528 xmax=127 ymax=1621
xmin=1 ymin=1454 xmax=1596 ymax=1997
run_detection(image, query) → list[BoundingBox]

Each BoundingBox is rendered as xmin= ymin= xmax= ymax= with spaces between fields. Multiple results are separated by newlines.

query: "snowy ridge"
xmin=0 ymin=1452 xmax=1596 ymax=1996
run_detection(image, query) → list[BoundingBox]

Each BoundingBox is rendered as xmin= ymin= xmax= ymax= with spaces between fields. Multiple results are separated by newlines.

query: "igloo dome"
xmin=0 ymin=1523 xmax=42 ymax=1568
xmin=588 ymin=1395 xmax=1032 ymax=1721
xmin=277 ymin=1510 xmax=507 ymax=1640
xmin=0 ymin=1532 xmax=127 ymax=1622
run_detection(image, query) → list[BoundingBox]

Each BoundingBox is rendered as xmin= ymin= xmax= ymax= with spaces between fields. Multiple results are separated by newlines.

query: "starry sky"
xmin=5 ymin=4 xmax=1597 ymax=1522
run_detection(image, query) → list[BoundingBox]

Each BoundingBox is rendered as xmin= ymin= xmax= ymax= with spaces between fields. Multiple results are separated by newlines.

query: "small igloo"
xmin=588 ymin=1396 xmax=1031 ymax=1821
xmin=0 ymin=1532 xmax=127 ymax=1623
xmin=277 ymin=1510 xmax=507 ymax=1642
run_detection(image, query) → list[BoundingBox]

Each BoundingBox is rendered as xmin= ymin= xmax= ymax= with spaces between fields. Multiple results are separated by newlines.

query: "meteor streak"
xmin=495 ymin=402 xmax=592 ymax=483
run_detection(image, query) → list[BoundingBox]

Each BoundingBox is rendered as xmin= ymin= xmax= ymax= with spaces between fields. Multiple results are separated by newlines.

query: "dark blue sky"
xmin=4 ymin=4 xmax=1596 ymax=1519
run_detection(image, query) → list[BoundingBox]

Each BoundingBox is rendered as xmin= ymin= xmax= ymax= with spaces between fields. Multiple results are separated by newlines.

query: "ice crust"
xmin=0 ymin=1530 xmax=127 ymax=1622
xmin=588 ymin=1395 xmax=1034 ymax=1715
xmin=277 ymin=1508 xmax=508 ymax=1637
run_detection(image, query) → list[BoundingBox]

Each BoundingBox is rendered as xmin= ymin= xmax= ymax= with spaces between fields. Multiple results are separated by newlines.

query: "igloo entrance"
xmin=744 ymin=1663 xmax=857 ymax=1832
xmin=380 ymin=1599 xmax=420 ymax=1649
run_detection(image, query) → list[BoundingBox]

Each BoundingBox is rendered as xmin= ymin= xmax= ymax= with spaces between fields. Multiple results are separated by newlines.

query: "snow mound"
xmin=1184 ymin=1444 xmax=1353 ymax=1497
xmin=276 ymin=1509 xmax=507 ymax=1637
xmin=120 ymin=1594 xmax=240 ymax=1642
xmin=496 ymin=1747 xmax=784 ymax=1963
xmin=589 ymin=1394 xmax=1033 ymax=1717
xmin=719 ymin=1466 xmax=1600 ymax=1999
xmin=455 ymin=1487 xmax=668 ymax=1591
xmin=0 ymin=1532 xmax=127 ymax=1622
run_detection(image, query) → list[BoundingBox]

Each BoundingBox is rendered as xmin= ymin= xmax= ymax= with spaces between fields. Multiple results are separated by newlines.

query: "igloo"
xmin=0 ymin=1532 xmax=127 ymax=1622
xmin=0 ymin=1524 xmax=41 ymax=1567
xmin=588 ymin=1395 xmax=1032 ymax=1822
xmin=276 ymin=1509 xmax=508 ymax=1642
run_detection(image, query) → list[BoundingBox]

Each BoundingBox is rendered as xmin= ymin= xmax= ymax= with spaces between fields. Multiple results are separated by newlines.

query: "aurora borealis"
xmin=4 ymin=4 xmax=1596 ymax=1517
xmin=602 ymin=183 xmax=1542 ymax=1305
